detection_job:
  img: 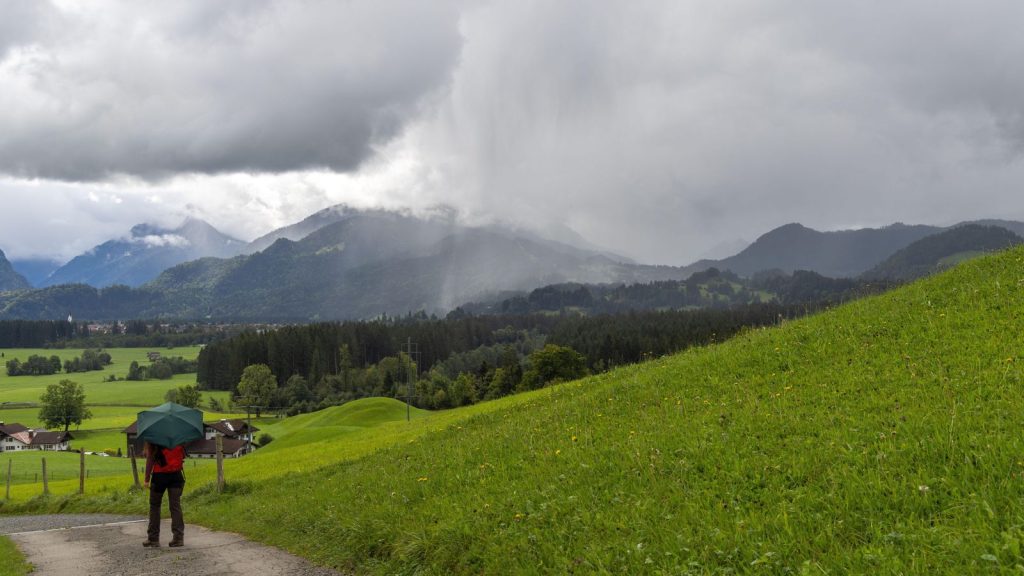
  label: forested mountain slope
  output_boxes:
[861,224,1021,281]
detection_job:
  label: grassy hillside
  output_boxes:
[0,535,32,576]
[257,397,430,451]
[6,247,1024,573]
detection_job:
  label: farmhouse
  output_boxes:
[0,422,73,452]
[123,418,259,458]
[204,419,258,444]
[186,437,248,458]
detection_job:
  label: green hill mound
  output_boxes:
[9,247,1024,574]
[861,224,1022,281]
[258,397,428,451]
[271,396,427,432]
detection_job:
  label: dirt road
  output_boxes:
[2,515,343,576]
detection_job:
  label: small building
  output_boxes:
[204,419,259,445]
[123,421,144,457]
[185,438,248,459]
[0,422,73,452]
[146,351,162,361]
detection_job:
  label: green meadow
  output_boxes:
[0,535,31,576]
[5,248,1024,574]
[0,450,215,487]
[0,346,224,405]
[0,346,245,453]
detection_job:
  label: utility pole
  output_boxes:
[404,338,419,422]
[237,404,258,455]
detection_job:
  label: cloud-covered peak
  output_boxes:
[136,234,190,249]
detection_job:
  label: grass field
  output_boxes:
[0,535,32,576]
[0,346,216,405]
[0,405,241,432]
[4,248,1024,574]
[0,345,241,452]
[0,450,219,487]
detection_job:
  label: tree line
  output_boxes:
[0,320,91,347]
[127,356,198,381]
[197,304,804,414]
[6,349,112,376]
[460,267,896,315]
[0,318,248,350]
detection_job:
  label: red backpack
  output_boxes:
[153,445,185,473]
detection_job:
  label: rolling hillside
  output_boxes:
[861,224,1022,281]
[6,247,1024,574]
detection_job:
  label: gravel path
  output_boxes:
[0,514,144,535]
[2,515,345,576]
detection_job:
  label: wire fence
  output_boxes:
[3,455,131,487]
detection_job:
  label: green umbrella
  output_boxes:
[137,402,204,448]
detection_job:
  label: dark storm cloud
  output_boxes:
[0,0,464,180]
[394,1,1024,263]
[3,1,1024,265]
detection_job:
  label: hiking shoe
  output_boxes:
[169,539,184,548]
[142,540,160,548]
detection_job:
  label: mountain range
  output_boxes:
[860,224,1022,281]
[9,258,62,286]
[2,205,1023,321]
[37,217,246,288]
[683,222,943,278]
[0,249,31,292]
[683,219,1024,278]
[124,212,683,320]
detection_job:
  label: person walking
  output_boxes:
[142,440,187,548]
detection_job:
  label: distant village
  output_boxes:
[1,418,259,459]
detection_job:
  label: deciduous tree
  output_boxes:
[237,364,277,416]
[38,379,92,433]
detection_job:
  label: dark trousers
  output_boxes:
[148,472,185,542]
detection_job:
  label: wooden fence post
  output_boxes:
[42,457,49,496]
[79,450,86,495]
[130,446,141,488]
[5,459,10,500]
[215,435,225,493]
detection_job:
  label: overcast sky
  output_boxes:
[1,0,1023,264]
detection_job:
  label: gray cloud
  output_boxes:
[390,1,1024,263]
[2,1,1024,266]
[0,0,463,180]
[0,1,55,58]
